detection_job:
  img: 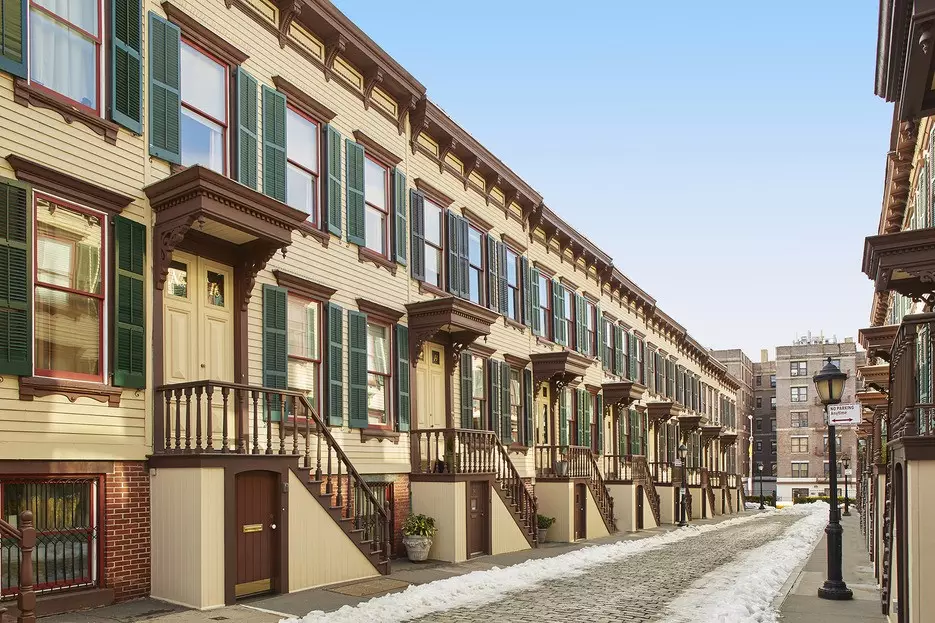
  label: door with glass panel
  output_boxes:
[415,342,445,429]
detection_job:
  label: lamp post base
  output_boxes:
[818,581,853,600]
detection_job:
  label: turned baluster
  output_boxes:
[265,392,274,455]
[221,386,230,452]
[205,384,214,451]
[17,510,36,623]
[350,479,358,528]
[278,392,287,455]
[183,388,193,451]
[194,385,203,451]
[174,389,182,450]
[326,446,333,494]
[304,401,311,468]
[336,458,343,511]
[164,390,172,452]
[315,426,322,479]
[252,390,260,455]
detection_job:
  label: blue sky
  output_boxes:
[334,1,892,361]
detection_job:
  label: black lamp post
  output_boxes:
[757,461,765,510]
[813,357,853,601]
[678,443,689,527]
[841,452,851,517]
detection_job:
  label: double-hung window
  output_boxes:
[790,361,807,377]
[792,462,808,478]
[472,356,486,429]
[585,303,596,357]
[790,386,807,403]
[285,108,319,222]
[791,437,808,453]
[791,411,808,427]
[770,396,777,409]
[287,296,321,411]
[603,319,613,367]
[562,289,573,349]
[366,321,391,426]
[538,273,551,339]
[180,41,227,174]
[29,0,102,113]
[823,435,842,453]
[364,157,389,257]
[467,225,484,305]
[509,368,521,442]
[35,194,105,381]
[505,248,520,321]
[423,198,443,288]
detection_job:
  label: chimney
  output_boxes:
[760,349,768,363]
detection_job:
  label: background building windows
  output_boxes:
[792,462,809,478]
[790,386,807,402]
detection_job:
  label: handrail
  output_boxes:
[0,511,37,623]
[491,436,538,545]
[156,381,390,564]
[409,428,498,474]
[587,453,616,532]
[632,456,661,526]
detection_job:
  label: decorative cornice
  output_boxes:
[12,79,119,144]
[19,376,122,407]
[6,154,133,215]
[163,2,249,66]
[413,178,455,208]
[501,233,527,253]
[503,353,530,369]
[352,130,402,166]
[356,297,405,324]
[533,260,556,278]
[272,76,337,122]
[461,206,494,232]
[273,270,336,302]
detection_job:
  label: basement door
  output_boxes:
[235,471,279,598]
[574,483,586,540]
[467,481,489,558]
[636,485,644,530]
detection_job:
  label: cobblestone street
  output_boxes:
[414,513,803,622]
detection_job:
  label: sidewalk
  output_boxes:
[39,512,742,623]
[777,512,886,622]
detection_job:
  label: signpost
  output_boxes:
[827,403,861,426]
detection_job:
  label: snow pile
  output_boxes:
[283,511,775,623]
[744,502,763,510]
[660,501,829,623]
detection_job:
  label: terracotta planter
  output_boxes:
[403,535,433,562]
[537,528,548,543]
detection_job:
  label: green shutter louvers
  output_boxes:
[262,285,288,421]
[393,169,407,265]
[409,190,425,280]
[500,361,510,442]
[523,367,533,446]
[325,124,342,236]
[0,0,27,78]
[345,139,365,245]
[148,12,181,163]
[262,85,286,201]
[235,69,259,190]
[113,216,146,388]
[489,359,501,433]
[327,302,343,426]
[559,389,568,447]
[396,324,410,432]
[530,267,540,335]
[111,0,143,133]
[460,351,473,428]
[596,394,603,455]
[0,179,30,376]
[347,310,368,428]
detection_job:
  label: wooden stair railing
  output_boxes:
[587,454,616,533]
[632,456,661,526]
[0,511,37,623]
[155,381,391,573]
[491,437,538,546]
[701,469,715,517]
[881,464,894,614]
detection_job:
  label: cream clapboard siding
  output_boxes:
[490,487,531,555]
[607,483,634,531]
[908,461,935,622]
[585,485,610,539]
[0,62,153,460]
[536,480,574,542]
[411,480,466,562]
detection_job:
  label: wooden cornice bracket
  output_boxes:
[324,34,347,82]
[484,174,501,205]
[277,0,303,48]
[438,137,458,173]
[398,95,417,136]
[362,66,384,109]
[462,155,479,191]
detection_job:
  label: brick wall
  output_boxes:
[103,462,150,602]
[391,474,410,558]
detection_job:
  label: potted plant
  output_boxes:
[402,513,437,562]
[537,514,555,543]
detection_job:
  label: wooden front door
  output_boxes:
[536,382,550,445]
[415,342,445,429]
[466,481,489,558]
[635,485,644,530]
[163,251,234,384]
[235,471,279,598]
[574,483,586,540]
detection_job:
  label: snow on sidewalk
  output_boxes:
[660,502,829,623]
[282,511,776,623]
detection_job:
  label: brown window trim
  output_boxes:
[584,383,602,396]
[356,297,405,324]
[163,2,249,67]
[7,154,133,215]
[536,335,558,349]
[503,316,526,333]
[503,354,530,369]
[532,260,556,278]
[297,222,331,246]
[418,280,448,298]
[273,270,336,302]
[19,376,122,408]
[460,206,494,232]
[359,427,401,443]
[559,276,579,291]
[501,232,527,253]
[271,75,337,122]
[352,130,402,167]
[358,246,397,275]
[414,177,455,207]
[13,79,119,145]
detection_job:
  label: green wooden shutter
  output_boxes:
[447,212,461,296]
[326,303,343,426]
[583,392,591,449]
[630,409,640,455]
[262,285,288,421]
[460,351,473,428]
[113,216,145,388]
[520,256,531,326]
[559,389,568,447]
[459,217,470,298]
[111,0,143,133]
[500,361,511,443]
[345,139,365,245]
[530,267,540,335]
[552,280,563,344]
[523,368,533,446]
[486,235,498,309]
[599,316,607,369]
[498,242,508,315]
[396,324,410,432]
[262,85,287,201]
[574,294,585,353]
[596,394,603,455]
[347,310,368,428]
[324,124,342,236]
[614,325,623,375]
[409,190,425,280]
[629,333,638,380]
[0,179,30,376]
[576,389,584,446]
[235,69,259,190]
[489,359,500,433]
[393,168,407,265]
[0,0,27,78]
[148,12,181,164]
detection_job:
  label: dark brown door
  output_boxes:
[235,471,279,598]
[574,483,586,540]
[635,485,644,530]
[467,481,489,558]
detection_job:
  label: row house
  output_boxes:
[0,0,745,617]
[859,2,935,621]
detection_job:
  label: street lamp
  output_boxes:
[747,414,754,495]
[813,357,853,601]
[841,452,851,517]
[757,461,765,509]
[678,443,689,527]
